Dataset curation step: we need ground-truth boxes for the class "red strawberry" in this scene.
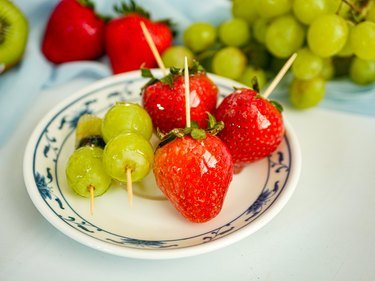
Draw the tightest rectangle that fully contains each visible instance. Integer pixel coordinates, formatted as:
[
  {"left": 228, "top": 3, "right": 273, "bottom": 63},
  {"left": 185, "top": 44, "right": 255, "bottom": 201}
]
[
  {"left": 142, "top": 64, "right": 218, "bottom": 133},
  {"left": 215, "top": 88, "right": 284, "bottom": 173},
  {"left": 105, "top": 2, "right": 173, "bottom": 74},
  {"left": 153, "top": 121, "right": 233, "bottom": 223},
  {"left": 42, "top": 0, "right": 105, "bottom": 64}
]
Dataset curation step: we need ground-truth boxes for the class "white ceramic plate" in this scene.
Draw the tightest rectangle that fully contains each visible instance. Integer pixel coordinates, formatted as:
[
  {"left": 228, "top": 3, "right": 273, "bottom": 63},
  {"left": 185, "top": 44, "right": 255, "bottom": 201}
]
[{"left": 23, "top": 70, "right": 301, "bottom": 260}]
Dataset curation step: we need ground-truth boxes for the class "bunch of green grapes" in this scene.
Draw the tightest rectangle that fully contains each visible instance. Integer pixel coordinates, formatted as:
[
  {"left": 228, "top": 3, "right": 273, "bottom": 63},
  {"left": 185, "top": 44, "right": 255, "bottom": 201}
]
[{"left": 162, "top": 0, "right": 375, "bottom": 109}]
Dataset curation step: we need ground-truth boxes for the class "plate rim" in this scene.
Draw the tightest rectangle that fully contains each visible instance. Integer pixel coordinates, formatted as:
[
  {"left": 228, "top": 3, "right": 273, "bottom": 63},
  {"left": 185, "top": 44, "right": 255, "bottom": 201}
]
[{"left": 23, "top": 70, "right": 301, "bottom": 260}]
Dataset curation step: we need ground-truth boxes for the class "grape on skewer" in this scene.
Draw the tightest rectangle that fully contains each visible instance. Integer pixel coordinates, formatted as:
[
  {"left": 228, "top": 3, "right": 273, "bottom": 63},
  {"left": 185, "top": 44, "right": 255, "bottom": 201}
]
[
  {"left": 101, "top": 102, "right": 153, "bottom": 143},
  {"left": 102, "top": 132, "right": 154, "bottom": 206},
  {"left": 101, "top": 102, "right": 154, "bottom": 205},
  {"left": 65, "top": 114, "right": 112, "bottom": 215}
]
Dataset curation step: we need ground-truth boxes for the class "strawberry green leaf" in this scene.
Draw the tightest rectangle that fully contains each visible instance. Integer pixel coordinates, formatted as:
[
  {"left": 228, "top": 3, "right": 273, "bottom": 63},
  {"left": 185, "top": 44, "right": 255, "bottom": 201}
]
[
  {"left": 191, "top": 128, "right": 206, "bottom": 140},
  {"left": 77, "top": 0, "right": 95, "bottom": 9},
  {"left": 160, "top": 74, "right": 174, "bottom": 87},
  {"left": 190, "top": 121, "right": 199, "bottom": 128},
  {"left": 206, "top": 112, "right": 217, "bottom": 129},
  {"left": 182, "top": 60, "right": 206, "bottom": 75},
  {"left": 114, "top": 0, "right": 150, "bottom": 18},
  {"left": 251, "top": 76, "right": 260, "bottom": 93},
  {"left": 141, "top": 68, "right": 159, "bottom": 90},
  {"left": 270, "top": 100, "right": 284, "bottom": 113},
  {"left": 141, "top": 67, "right": 154, "bottom": 78}
]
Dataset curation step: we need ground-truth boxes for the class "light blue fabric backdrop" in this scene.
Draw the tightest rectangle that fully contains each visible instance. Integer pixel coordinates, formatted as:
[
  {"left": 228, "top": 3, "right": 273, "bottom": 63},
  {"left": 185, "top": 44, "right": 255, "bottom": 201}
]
[{"left": 0, "top": 0, "right": 374, "bottom": 147}]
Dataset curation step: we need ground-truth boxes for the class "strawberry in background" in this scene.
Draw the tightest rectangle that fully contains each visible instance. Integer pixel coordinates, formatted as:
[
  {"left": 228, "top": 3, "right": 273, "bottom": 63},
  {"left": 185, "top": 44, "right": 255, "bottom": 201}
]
[
  {"left": 41, "top": 0, "right": 106, "bottom": 64},
  {"left": 105, "top": 0, "right": 173, "bottom": 74}
]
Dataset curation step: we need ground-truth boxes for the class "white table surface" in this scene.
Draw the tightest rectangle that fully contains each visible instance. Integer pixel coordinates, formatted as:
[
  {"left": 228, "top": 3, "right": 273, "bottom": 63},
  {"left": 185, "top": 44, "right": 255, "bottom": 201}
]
[{"left": 1, "top": 78, "right": 374, "bottom": 280}]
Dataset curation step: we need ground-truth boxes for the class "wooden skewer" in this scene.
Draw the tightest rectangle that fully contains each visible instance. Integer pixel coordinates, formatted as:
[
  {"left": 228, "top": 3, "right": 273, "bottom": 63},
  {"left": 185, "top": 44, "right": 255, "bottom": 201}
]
[
  {"left": 184, "top": 56, "right": 191, "bottom": 128},
  {"left": 88, "top": 185, "right": 95, "bottom": 216},
  {"left": 126, "top": 168, "right": 133, "bottom": 207},
  {"left": 262, "top": 53, "right": 297, "bottom": 99},
  {"left": 140, "top": 21, "right": 167, "bottom": 76},
  {"left": 0, "top": 64, "right": 5, "bottom": 74}
]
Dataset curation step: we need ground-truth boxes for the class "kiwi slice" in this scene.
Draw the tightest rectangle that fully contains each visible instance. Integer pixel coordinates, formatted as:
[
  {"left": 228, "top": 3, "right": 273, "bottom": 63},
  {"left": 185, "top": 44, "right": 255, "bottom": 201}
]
[{"left": 0, "top": 0, "right": 28, "bottom": 72}]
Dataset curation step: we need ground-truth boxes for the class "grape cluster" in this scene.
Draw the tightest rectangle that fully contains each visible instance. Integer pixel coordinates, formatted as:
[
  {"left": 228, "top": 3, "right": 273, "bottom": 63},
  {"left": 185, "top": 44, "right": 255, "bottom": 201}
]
[{"left": 162, "top": 0, "right": 375, "bottom": 109}]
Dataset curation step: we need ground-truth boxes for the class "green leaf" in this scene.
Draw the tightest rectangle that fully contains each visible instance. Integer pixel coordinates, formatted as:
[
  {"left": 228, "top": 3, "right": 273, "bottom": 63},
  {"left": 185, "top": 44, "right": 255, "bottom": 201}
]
[
  {"left": 160, "top": 74, "right": 174, "bottom": 87},
  {"left": 78, "top": 0, "right": 95, "bottom": 9},
  {"left": 270, "top": 100, "right": 284, "bottom": 113},
  {"left": 191, "top": 128, "right": 206, "bottom": 140},
  {"left": 190, "top": 121, "right": 199, "bottom": 128},
  {"left": 251, "top": 76, "right": 260, "bottom": 93},
  {"left": 206, "top": 112, "right": 217, "bottom": 129},
  {"left": 141, "top": 68, "right": 154, "bottom": 78},
  {"left": 114, "top": 0, "right": 150, "bottom": 18}
]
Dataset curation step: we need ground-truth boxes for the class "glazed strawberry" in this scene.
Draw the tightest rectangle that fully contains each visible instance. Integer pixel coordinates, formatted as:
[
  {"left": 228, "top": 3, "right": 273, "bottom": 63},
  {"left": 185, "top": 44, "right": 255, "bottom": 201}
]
[
  {"left": 41, "top": 0, "right": 105, "bottom": 64},
  {"left": 215, "top": 88, "right": 284, "bottom": 172},
  {"left": 105, "top": 2, "right": 173, "bottom": 74},
  {"left": 153, "top": 118, "right": 233, "bottom": 223},
  {"left": 142, "top": 64, "right": 218, "bottom": 133}
]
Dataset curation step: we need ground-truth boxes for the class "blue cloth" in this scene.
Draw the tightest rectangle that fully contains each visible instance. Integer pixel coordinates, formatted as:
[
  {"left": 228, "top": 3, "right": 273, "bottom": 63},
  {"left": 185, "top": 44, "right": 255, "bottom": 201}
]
[{"left": 0, "top": 0, "right": 374, "bottom": 147}]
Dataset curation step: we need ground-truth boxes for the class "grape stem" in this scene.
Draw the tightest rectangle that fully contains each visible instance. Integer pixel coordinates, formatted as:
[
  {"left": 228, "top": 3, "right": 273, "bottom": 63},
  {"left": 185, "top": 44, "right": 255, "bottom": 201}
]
[
  {"left": 126, "top": 168, "right": 133, "bottom": 207},
  {"left": 339, "top": 0, "right": 362, "bottom": 13},
  {"left": 184, "top": 56, "right": 191, "bottom": 128},
  {"left": 140, "top": 21, "right": 167, "bottom": 76},
  {"left": 88, "top": 185, "right": 95, "bottom": 216},
  {"left": 262, "top": 53, "right": 297, "bottom": 99}
]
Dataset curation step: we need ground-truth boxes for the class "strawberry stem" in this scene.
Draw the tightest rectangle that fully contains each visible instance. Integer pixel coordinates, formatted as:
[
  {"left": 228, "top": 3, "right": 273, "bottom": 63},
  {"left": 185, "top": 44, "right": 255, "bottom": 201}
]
[
  {"left": 114, "top": 0, "right": 150, "bottom": 18},
  {"left": 157, "top": 113, "right": 224, "bottom": 148}
]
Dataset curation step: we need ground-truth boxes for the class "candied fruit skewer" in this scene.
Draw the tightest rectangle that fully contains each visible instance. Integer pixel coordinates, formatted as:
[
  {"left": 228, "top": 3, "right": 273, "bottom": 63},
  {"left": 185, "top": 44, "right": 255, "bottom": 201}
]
[
  {"left": 66, "top": 114, "right": 112, "bottom": 215},
  {"left": 101, "top": 102, "right": 154, "bottom": 206}
]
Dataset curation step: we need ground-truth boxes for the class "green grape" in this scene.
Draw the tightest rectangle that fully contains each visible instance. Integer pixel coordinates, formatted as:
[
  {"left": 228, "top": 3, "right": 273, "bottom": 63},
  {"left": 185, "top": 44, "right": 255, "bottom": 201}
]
[
  {"left": 292, "top": 48, "right": 323, "bottom": 80},
  {"left": 289, "top": 76, "right": 326, "bottom": 109},
  {"left": 320, "top": 58, "right": 335, "bottom": 80},
  {"left": 256, "top": 0, "right": 292, "bottom": 18},
  {"left": 349, "top": 57, "right": 375, "bottom": 85},
  {"left": 232, "top": 0, "right": 259, "bottom": 24},
  {"left": 265, "top": 15, "right": 305, "bottom": 58},
  {"left": 66, "top": 146, "right": 112, "bottom": 197},
  {"left": 218, "top": 18, "right": 250, "bottom": 47},
  {"left": 183, "top": 22, "right": 217, "bottom": 53},
  {"left": 337, "top": 20, "right": 354, "bottom": 57},
  {"left": 238, "top": 66, "right": 267, "bottom": 91},
  {"left": 161, "top": 46, "right": 194, "bottom": 68},
  {"left": 102, "top": 132, "right": 154, "bottom": 183},
  {"left": 307, "top": 14, "right": 348, "bottom": 58},
  {"left": 292, "top": 0, "right": 329, "bottom": 25},
  {"left": 101, "top": 102, "right": 153, "bottom": 143},
  {"left": 367, "top": 2, "right": 375, "bottom": 22},
  {"left": 350, "top": 21, "right": 375, "bottom": 60},
  {"left": 75, "top": 114, "right": 103, "bottom": 148},
  {"left": 212, "top": 47, "right": 247, "bottom": 79},
  {"left": 252, "top": 17, "right": 269, "bottom": 44}
]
